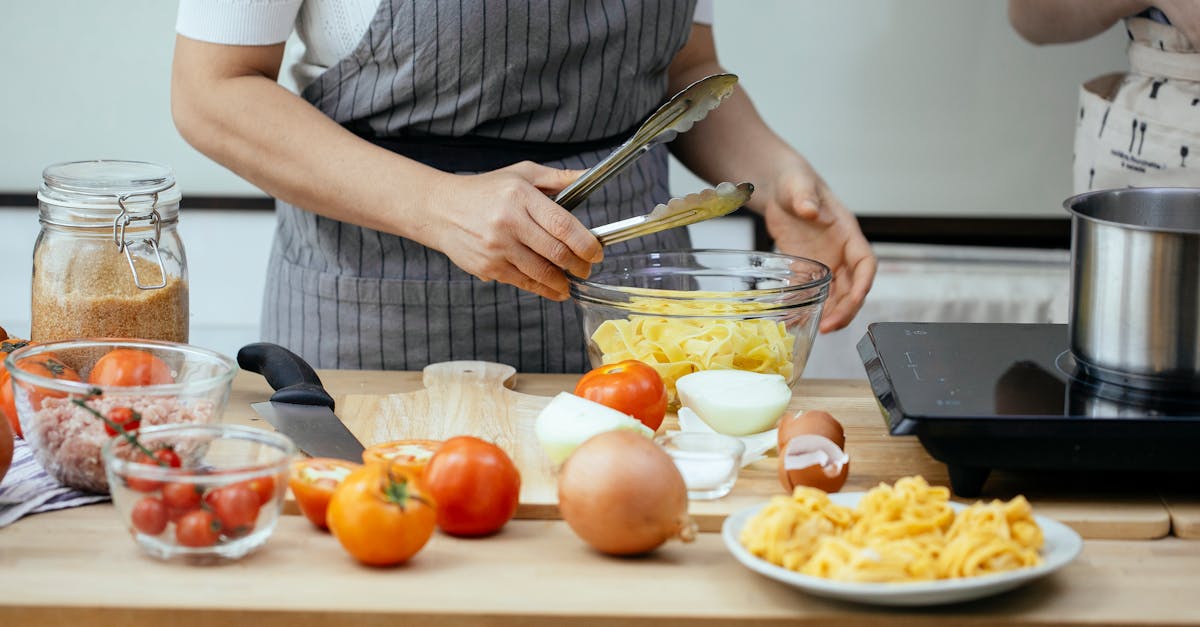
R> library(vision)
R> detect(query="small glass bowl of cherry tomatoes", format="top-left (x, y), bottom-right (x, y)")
top-left (102, 423), bottom-right (296, 563)
top-left (3, 338), bottom-right (237, 493)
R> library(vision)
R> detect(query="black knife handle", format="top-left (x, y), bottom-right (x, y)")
top-left (237, 342), bottom-right (335, 410)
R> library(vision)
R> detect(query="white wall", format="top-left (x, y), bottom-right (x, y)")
top-left (1, 1), bottom-right (1127, 215)
top-left (0, 1), bottom-right (1129, 374)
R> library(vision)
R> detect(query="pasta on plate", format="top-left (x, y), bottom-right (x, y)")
top-left (739, 476), bottom-right (1044, 583)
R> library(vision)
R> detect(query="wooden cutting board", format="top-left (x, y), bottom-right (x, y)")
top-left (339, 361), bottom-right (560, 519)
top-left (327, 362), bottom-right (1172, 539)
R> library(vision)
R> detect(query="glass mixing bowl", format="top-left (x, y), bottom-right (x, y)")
top-left (103, 423), bottom-right (295, 563)
top-left (5, 338), bottom-right (237, 493)
top-left (569, 249), bottom-right (831, 407)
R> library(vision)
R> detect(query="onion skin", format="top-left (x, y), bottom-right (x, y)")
top-left (557, 430), bottom-right (696, 555)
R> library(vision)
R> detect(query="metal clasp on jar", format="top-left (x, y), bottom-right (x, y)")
top-left (113, 192), bottom-right (167, 290)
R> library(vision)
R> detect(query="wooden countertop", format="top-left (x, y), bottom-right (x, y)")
top-left (2, 370), bottom-right (1198, 626)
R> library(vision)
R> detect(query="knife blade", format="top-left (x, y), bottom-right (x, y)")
top-left (237, 342), bottom-right (366, 462)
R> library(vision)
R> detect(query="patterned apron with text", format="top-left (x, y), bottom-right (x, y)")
top-left (1075, 17), bottom-right (1200, 192)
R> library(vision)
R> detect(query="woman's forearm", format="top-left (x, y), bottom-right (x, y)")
top-left (170, 35), bottom-right (448, 240)
top-left (1008, 0), bottom-right (1149, 44)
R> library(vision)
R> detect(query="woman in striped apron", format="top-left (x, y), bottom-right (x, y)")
top-left (172, 0), bottom-right (876, 372)
top-left (1009, 1), bottom-right (1200, 192)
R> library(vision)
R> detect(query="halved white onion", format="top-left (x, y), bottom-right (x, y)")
top-left (535, 392), bottom-right (654, 464)
top-left (676, 370), bottom-right (792, 436)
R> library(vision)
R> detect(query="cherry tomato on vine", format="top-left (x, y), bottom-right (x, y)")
top-left (123, 447), bottom-right (182, 492)
top-left (326, 463), bottom-right (436, 566)
top-left (88, 349), bottom-right (174, 387)
top-left (288, 458), bottom-right (360, 530)
top-left (103, 406), bottom-right (141, 436)
top-left (423, 436), bottom-right (521, 537)
top-left (574, 360), bottom-right (668, 431)
top-left (152, 447), bottom-right (182, 468)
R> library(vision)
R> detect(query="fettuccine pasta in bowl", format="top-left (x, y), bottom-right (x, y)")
top-left (722, 476), bottom-right (1083, 606)
top-left (568, 250), bottom-right (830, 407)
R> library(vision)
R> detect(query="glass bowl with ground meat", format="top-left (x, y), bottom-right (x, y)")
top-left (4, 338), bottom-right (237, 494)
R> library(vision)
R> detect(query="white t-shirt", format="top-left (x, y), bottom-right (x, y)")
top-left (177, 0), bottom-right (714, 91)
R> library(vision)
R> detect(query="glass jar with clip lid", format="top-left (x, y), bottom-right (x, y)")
top-left (31, 160), bottom-right (189, 343)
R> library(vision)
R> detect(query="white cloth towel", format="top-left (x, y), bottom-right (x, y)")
top-left (0, 437), bottom-right (108, 527)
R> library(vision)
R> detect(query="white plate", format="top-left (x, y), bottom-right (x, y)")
top-left (721, 492), bottom-right (1083, 607)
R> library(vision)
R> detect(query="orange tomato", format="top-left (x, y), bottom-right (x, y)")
top-left (0, 406), bottom-right (11, 484)
top-left (423, 436), bottom-right (520, 537)
top-left (361, 439), bottom-right (442, 477)
top-left (574, 360), bottom-right (668, 431)
top-left (88, 349), bottom-right (174, 387)
top-left (326, 462), bottom-right (436, 566)
top-left (288, 458), bottom-right (360, 530)
top-left (0, 337), bottom-right (34, 437)
top-left (9, 355), bottom-right (82, 433)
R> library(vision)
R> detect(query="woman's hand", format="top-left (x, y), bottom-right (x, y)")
top-left (422, 161), bottom-right (603, 301)
top-left (759, 162), bottom-right (877, 333)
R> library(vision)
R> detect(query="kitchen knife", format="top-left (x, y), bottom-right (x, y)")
top-left (237, 342), bottom-right (366, 462)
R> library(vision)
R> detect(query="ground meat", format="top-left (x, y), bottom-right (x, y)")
top-left (25, 395), bottom-right (215, 494)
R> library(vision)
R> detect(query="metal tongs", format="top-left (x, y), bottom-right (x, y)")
top-left (590, 181), bottom-right (754, 247)
top-left (555, 73), bottom-right (739, 211)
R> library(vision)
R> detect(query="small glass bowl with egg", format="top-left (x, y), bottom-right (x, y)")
top-left (569, 249), bottom-right (830, 410)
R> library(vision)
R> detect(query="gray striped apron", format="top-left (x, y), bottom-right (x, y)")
top-left (262, 0), bottom-right (698, 373)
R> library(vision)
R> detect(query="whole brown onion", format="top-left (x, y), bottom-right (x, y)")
top-left (557, 430), bottom-right (696, 555)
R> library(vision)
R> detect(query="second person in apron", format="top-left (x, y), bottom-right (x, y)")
top-left (171, 0), bottom-right (877, 372)
top-left (1009, 1), bottom-right (1200, 192)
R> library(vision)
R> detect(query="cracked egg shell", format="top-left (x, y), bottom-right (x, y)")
top-left (777, 410), bottom-right (845, 451)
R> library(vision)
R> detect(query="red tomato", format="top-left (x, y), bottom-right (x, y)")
top-left (574, 360), bottom-right (668, 431)
top-left (130, 496), bottom-right (168, 535)
top-left (236, 475), bottom-right (276, 506)
top-left (326, 463), bottom-right (436, 566)
top-left (423, 436), bottom-right (521, 537)
top-left (161, 482), bottom-right (202, 511)
top-left (288, 458), bottom-right (360, 530)
top-left (152, 447), bottom-right (182, 468)
top-left (176, 509), bottom-right (220, 547)
top-left (88, 349), bottom-right (174, 387)
top-left (103, 406), bottom-right (141, 437)
top-left (206, 484), bottom-right (261, 538)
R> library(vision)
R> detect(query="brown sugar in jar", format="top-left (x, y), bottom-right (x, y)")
top-left (31, 160), bottom-right (189, 343)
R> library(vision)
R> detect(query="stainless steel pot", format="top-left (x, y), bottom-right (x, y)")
top-left (1066, 188), bottom-right (1200, 392)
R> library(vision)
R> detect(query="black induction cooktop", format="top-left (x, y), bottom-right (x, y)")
top-left (857, 322), bottom-right (1200, 496)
